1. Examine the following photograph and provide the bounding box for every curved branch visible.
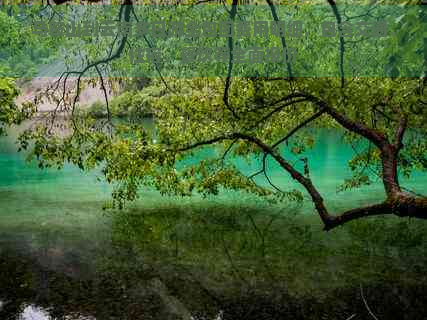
[265,0,293,78]
[325,195,427,231]
[178,132,332,225]
[222,0,240,120]
[326,0,345,87]
[394,116,407,150]
[324,202,392,231]
[360,284,379,320]
[271,108,326,149]
[130,5,177,94]
[297,92,389,149]
[175,124,427,231]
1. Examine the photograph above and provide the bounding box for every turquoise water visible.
[0,125,426,229]
[0,123,425,273]
[0,124,426,319]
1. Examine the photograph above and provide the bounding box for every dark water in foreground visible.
[0,126,426,319]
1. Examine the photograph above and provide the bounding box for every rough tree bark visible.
[290,94,427,230]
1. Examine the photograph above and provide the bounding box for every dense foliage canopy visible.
[2,0,426,230]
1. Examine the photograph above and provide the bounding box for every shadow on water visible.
[1,202,427,320]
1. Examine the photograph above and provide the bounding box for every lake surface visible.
[0,123,426,320]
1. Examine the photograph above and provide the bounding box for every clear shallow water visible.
[1,124,425,220]
[0,124,426,320]
[1,124,426,257]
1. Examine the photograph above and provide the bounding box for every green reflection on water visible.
[0,122,426,319]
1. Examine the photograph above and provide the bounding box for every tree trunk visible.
[381,144,402,196]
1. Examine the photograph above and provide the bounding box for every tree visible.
[0,78,35,136]
[12,0,427,230]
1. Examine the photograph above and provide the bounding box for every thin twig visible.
[360,284,379,320]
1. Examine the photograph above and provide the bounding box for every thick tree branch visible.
[325,195,427,231]
[178,132,332,225]
[308,93,405,197]
[175,101,426,231]
[394,116,407,151]
[256,108,326,191]
[297,93,389,150]
[246,91,389,151]
[324,202,392,231]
